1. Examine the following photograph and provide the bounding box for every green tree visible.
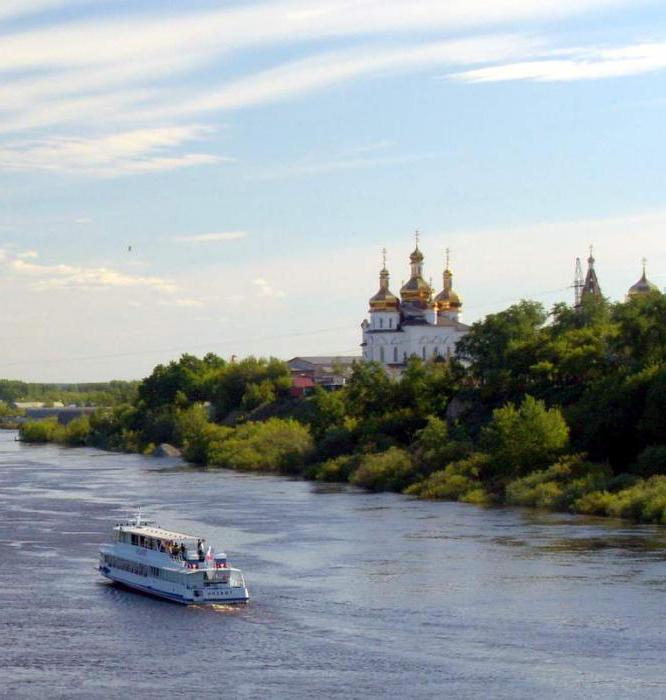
[481,395,569,479]
[456,300,547,399]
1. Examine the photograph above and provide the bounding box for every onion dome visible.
[628,260,659,298]
[435,250,462,312]
[435,271,462,311]
[400,234,431,303]
[409,246,424,264]
[369,250,400,311]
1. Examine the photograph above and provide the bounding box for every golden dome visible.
[435,264,462,312]
[400,275,431,303]
[369,264,400,310]
[435,288,462,310]
[409,246,424,264]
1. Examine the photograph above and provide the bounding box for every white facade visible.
[361,243,469,371]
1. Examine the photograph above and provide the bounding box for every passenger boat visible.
[98,511,249,605]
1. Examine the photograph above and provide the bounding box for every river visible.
[1,429,665,699]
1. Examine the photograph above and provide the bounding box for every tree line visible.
[18,289,666,523]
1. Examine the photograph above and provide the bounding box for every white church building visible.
[361,237,470,372]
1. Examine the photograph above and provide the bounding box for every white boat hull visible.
[99,565,249,605]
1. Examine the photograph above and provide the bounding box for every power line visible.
[0,324,355,369]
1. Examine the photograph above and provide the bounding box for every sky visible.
[1,0,666,382]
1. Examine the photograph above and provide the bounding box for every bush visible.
[206,418,313,473]
[412,415,471,475]
[405,452,491,500]
[313,455,359,482]
[633,445,666,478]
[505,455,611,510]
[20,418,66,443]
[349,447,416,492]
[573,476,666,523]
[63,416,91,446]
[482,395,570,479]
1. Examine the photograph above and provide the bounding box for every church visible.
[361,236,469,372]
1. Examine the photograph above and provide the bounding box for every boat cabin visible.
[114,523,227,568]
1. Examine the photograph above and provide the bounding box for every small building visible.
[290,375,316,398]
[287,356,360,391]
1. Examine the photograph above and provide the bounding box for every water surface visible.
[1,430,665,699]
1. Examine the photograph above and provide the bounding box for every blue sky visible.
[1,0,666,381]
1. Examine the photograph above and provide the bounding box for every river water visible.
[1,430,665,699]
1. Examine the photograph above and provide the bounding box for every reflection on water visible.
[1,430,666,699]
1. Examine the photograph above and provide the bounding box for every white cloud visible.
[252,278,286,299]
[0,1,627,74]
[10,258,177,293]
[0,0,100,22]
[150,36,540,123]
[0,125,225,176]
[453,41,666,82]
[173,231,247,243]
[17,250,38,259]
[0,0,655,180]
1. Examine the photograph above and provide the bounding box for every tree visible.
[456,300,547,399]
[481,395,569,479]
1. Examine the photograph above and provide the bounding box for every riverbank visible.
[17,413,666,526]
[15,291,666,525]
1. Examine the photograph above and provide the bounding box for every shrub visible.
[505,455,611,510]
[482,395,569,479]
[313,455,359,482]
[206,418,313,473]
[573,476,666,523]
[412,415,470,475]
[405,452,491,500]
[20,418,66,443]
[349,447,416,492]
[633,445,666,478]
[63,416,91,446]
[572,490,616,516]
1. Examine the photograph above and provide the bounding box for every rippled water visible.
[1,430,666,699]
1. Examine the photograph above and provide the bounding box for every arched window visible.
[393,347,398,362]
[380,347,385,362]
[379,318,383,329]
[422,346,426,360]
[389,318,393,329]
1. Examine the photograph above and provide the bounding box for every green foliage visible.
[574,476,666,524]
[405,452,491,501]
[20,418,65,443]
[205,357,291,419]
[482,395,569,479]
[456,300,547,397]
[174,404,232,464]
[505,455,612,510]
[313,455,359,482]
[349,447,416,492]
[63,416,91,446]
[412,415,470,474]
[206,418,313,473]
[0,379,137,407]
[20,416,93,446]
[0,401,21,418]
[12,283,666,526]
[634,446,666,478]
